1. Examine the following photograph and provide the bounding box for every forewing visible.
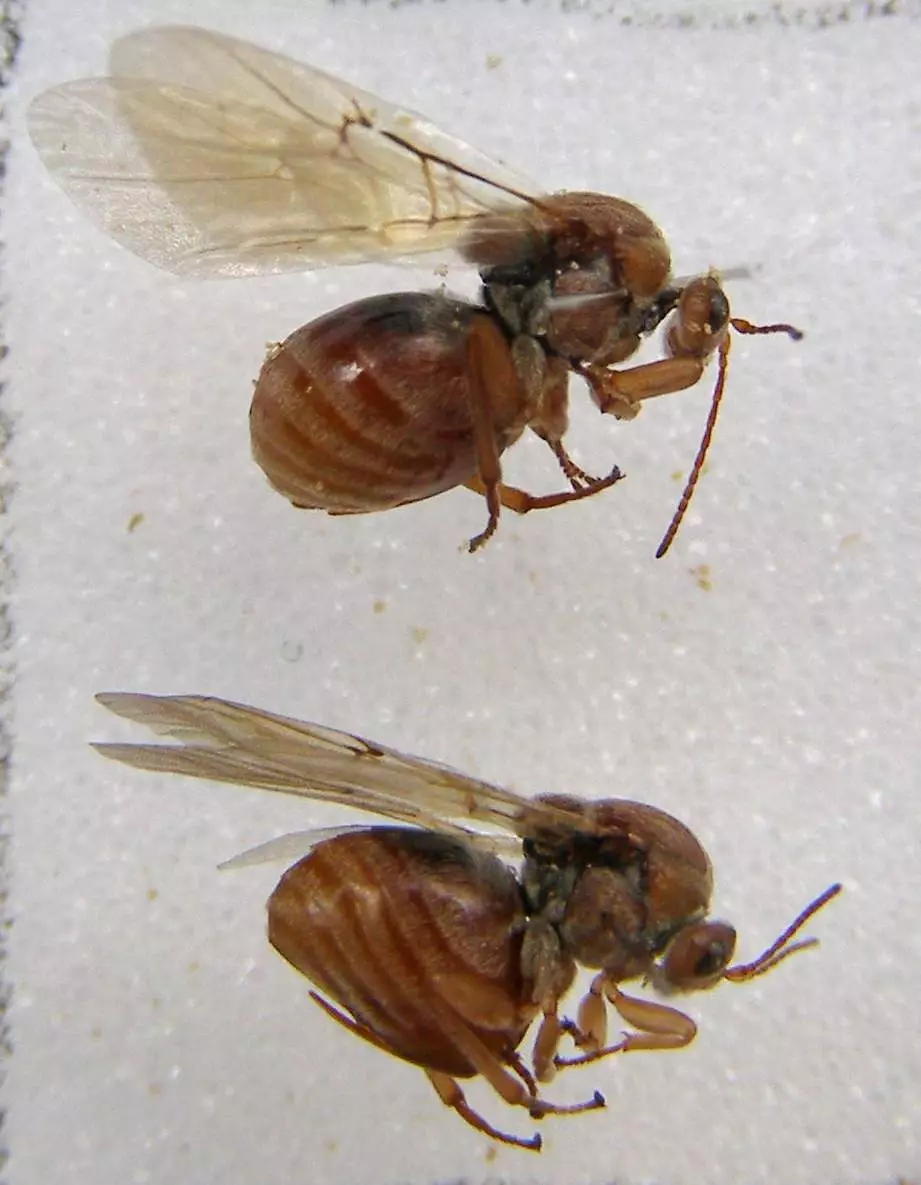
[93,692,582,841]
[28,25,540,277]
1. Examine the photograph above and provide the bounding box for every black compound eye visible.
[691,940,729,979]
[707,288,731,333]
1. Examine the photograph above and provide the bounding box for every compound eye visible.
[705,286,731,335]
[661,922,737,991]
[669,276,731,358]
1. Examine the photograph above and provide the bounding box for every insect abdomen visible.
[267,827,532,1077]
[250,292,519,515]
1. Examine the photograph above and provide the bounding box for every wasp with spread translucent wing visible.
[94,691,840,1149]
[29,26,802,553]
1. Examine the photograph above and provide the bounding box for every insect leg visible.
[544,437,605,490]
[602,985,698,1052]
[425,1070,543,1151]
[426,997,605,1121]
[526,362,606,489]
[464,467,624,518]
[308,991,400,1057]
[579,356,707,419]
[313,989,597,1144]
[315,990,542,1151]
[556,972,610,1058]
[554,983,698,1069]
[531,1009,563,1082]
[463,316,517,552]
[506,1048,538,1097]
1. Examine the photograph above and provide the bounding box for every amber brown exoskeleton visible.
[93,691,840,1149]
[29,26,803,553]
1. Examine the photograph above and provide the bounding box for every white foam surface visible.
[5,2,921,1183]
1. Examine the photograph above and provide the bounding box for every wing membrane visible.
[218,824,522,870]
[29,25,540,276]
[94,692,582,840]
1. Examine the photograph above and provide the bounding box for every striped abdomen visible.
[250,292,526,514]
[267,827,534,1077]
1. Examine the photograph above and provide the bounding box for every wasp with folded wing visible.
[95,691,839,1149]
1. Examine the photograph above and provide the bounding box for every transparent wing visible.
[93,692,583,842]
[219,825,390,871]
[28,25,540,277]
[218,824,522,871]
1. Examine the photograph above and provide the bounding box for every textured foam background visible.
[4,2,920,1183]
